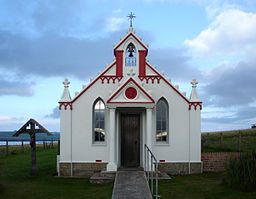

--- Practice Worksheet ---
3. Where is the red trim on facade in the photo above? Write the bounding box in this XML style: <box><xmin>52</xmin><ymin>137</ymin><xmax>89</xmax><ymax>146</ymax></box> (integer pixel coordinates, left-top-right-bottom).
<box><xmin>107</xmin><ymin>77</ymin><xmax>155</xmax><ymax>104</ymax></box>
<box><xmin>114</xmin><ymin>33</ymin><xmax>148</xmax><ymax>55</ymax></box>
<box><xmin>125</xmin><ymin>87</ymin><xmax>137</xmax><ymax>99</ymax></box>
<box><xmin>139</xmin><ymin>50</ymin><xmax>146</xmax><ymax>77</ymax></box>
<box><xmin>159</xmin><ymin>160</ymin><xmax>165</xmax><ymax>162</ymax></box>
<box><xmin>95</xmin><ymin>160</ymin><xmax>102</xmax><ymax>162</ymax></box>
<box><xmin>59</xmin><ymin>102</ymin><xmax>73</xmax><ymax>110</ymax></box>
<box><xmin>189</xmin><ymin>102</ymin><xmax>202</xmax><ymax>110</ymax></box>
<box><xmin>100</xmin><ymin>62</ymin><xmax>116</xmax><ymax>76</ymax></box>
<box><xmin>100</xmin><ymin>76</ymin><xmax>123</xmax><ymax>84</ymax></box>
<box><xmin>116</xmin><ymin>50</ymin><xmax>123</xmax><ymax>76</ymax></box>
<box><xmin>145</xmin><ymin>63</ymin><xmax>190</xmax><ymax>104</ymax></box>
<box><xmin>138</xmin><ymin>75</ymin><xmax>161</xmax><ymax>84</ymax></box>
<box><xmin>71</xmin><ymin>62</ymin><xmax>116</xmax><ymax>103</ymax></box>
<box><xmin>109</xmin><ymin>102</ymin><xmax>154</xmax><ymax>104</ymax></box>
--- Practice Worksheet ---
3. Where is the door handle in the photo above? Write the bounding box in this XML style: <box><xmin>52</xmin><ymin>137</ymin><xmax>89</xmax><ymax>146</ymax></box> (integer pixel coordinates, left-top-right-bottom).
<box><xmin>135</xmin><ymin>141</ymin><xmax>137</xmax><ymax>144</ymax></box>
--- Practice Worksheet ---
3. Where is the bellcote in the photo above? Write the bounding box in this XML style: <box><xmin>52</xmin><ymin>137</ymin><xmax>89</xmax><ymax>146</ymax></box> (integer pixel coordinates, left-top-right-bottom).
<box><xmin>113</xmin><ymin>27</ymin><xmax>148</xmax><ymax>77</ymax></box>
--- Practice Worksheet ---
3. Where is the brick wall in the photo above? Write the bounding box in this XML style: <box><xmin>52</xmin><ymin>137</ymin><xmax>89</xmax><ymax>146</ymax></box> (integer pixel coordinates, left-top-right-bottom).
<box><xmin>201</xmin><ymin>152</ymin><xmax>240</xmax><ymax>172</ymax></box>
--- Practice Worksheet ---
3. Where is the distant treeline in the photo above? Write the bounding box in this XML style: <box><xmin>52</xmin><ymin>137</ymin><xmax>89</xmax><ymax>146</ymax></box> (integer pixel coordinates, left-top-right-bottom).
<box><xmin>0</xmin><ymin>131</ymin><xmax>60</xmax><ymax>141</ymax></box>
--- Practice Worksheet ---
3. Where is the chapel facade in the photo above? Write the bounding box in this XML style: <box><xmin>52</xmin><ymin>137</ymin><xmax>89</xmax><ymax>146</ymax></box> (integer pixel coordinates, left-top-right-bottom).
<box><xmin>57</xmin><ymin>25</ymin><xmax>202</xmax><ymax>176</ymax></box>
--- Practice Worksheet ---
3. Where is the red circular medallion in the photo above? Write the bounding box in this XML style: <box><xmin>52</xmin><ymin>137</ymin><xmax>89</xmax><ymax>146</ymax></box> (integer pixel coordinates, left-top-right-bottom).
<box><xmin>125</xmin><ymin>87</ymin><xmax>137</xmax><ymax>99</ymax></box>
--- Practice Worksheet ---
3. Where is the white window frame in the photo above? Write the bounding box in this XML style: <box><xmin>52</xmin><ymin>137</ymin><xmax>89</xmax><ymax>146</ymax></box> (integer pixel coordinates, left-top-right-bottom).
<box><xmin>155</xmin><ymin>98</ymin><xmax>169</xmax><ymax>143</ymax></box>
<box><xmin>92</xmin><ymin>98</ymin><xmax>106</xmax><ymax>144</ymax></box>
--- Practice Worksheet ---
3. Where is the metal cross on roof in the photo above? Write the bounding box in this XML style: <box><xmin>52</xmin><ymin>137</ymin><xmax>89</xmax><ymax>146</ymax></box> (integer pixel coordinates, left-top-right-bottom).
<box><xmin>127</xmin><ymin>12</ymin><xmax>136</xmax><ymax>27</ymax></box>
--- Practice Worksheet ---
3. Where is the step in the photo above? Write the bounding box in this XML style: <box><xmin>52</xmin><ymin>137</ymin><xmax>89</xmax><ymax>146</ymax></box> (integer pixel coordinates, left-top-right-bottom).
<box><xmin>100</xmin><ymin>171</ymin><xmax>116</xmax><ymax>178</ymax></box>
<box><xmin>145</xmin><ymin>171</ymin><xmax>171</xmax><ymax>180</ymax></box>
<box><xmin>90</xmin><ymin>171</ymin><xmax>116</xmax><ymax>184</ymax></box>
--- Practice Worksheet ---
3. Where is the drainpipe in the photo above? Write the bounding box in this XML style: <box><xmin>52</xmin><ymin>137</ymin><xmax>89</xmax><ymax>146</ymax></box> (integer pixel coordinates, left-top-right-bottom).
<box><xmin>70</xmin><ymin>110</ymin><xmax>73</xmax><ymax>177</ymax></box>
<box><xmin>188</xmin><ymin>110</ymin><xmax>191</xmax><ymax>175</ymax></box>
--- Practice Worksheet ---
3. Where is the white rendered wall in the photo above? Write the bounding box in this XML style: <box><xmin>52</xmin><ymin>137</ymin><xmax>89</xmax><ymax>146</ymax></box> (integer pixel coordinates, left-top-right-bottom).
<box><xmin>60</xmin><ymin>75</ymin><xmax>201</xmax><ymax>164</ymax></box>
<box><xmin>60</xmin><ymin>32</ymin><xmax>201</xmax><ymax>165</ymax></box>
<box><xmin>189</xmin><ymin>109</ymin><xmax>201</xmax><ymax>162</ymax></box>
<box><xmin>140</xmin><ymin>78</ymin><xmax>190</xmax><ymax>162</ymax></box>
<box><xmin>60</xmin><ymin>108</ymin><xmax>71</xmax><ymax>162</ymax></box>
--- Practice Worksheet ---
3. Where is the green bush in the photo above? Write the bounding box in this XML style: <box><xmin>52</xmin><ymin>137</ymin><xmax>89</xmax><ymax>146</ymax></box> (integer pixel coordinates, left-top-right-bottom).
<box><xmin>225</xmin><ymin>152</ymin><xmax>256</xmax><ymax>192</ymax></box>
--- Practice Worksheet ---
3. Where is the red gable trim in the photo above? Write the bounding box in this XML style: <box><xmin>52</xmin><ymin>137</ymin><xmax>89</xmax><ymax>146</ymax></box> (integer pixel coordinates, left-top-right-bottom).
<box><xmin>189</xmin><ymin>102</ymin><xmax>202</xmax><ymax>110</ymax></box>
<box><xmin>107</xmin><ymin>77</ymin><xmax>155</xmax><ymax>104</ymax></box>
<box><xmin>114</xmin><ymin>33</ymin><xmax>148</xmax><ymax>55</ymax></box>
<box><xmin>71</xmin><ymin>61</ymin><xmax>116</xmax><ymax>103</ymax></box>
<box><xmin>59</xmin><ymin>102</ymin><xmax>72</xmax><ymax>110</ymax></box>
<box><xmin>146</xmin><ymin>63</ymin><xmax>190</xmax><ymax>104</ymax></box>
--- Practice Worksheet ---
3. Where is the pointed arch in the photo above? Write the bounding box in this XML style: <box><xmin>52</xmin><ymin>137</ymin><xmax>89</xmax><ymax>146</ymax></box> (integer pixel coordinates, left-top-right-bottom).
<box><xmin>92</xmin><ymin>97</ymin><xmax>105</xmax><ymax>143</ymax></box>
<box><xmin>156</xmin><ymin>97</ymin><xmax>169</xmax><ymax>143</ymax></box>
<box><xmin>125</xmin><ymin>42</ymin><xmax>136</xmax><ymax>66</ymax></box>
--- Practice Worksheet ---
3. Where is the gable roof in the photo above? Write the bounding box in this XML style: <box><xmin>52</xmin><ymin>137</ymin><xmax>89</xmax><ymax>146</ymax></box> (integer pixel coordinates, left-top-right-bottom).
<box><xmin>71</xmin><ymin>61</ymin><xmax>116</xmax><ymax>103</ymax></box>
<box><xmin>145</xmin><ymin>62</ymin><xmax>190</xmax><ymax>104</ymax></box>
<box><xmin>107</xmin><ymin>77</ymin><xmax>155</xmax><ymax>104</ymax></box>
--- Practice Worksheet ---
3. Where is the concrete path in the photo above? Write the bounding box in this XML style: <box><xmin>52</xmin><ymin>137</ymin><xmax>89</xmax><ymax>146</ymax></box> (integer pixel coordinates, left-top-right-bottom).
<box><xmin>112</xmin><ymin>171</ymin><xmax>152</xmax><ymax>199</ymax></box>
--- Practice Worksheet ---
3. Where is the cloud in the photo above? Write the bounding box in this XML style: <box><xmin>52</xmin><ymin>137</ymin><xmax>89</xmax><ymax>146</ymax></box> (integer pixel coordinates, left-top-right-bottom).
<box><xmin>185</xmin><ymin>9</ymin><xmax>256</xmax><ymax>58</ymax></box>
<box><xmin>0</xmin><ymin>116</ymin><xmax>27</xmax><ymax>131</ymax></box>
<box><xmin>45</xmin><ymin>106</ymin><xmax>60</xmax><ymax>119</ymax></box>
<box><xmin>0</xmin><ymin>75</ymin><xmax>34</xmax><ymax>96</ymax></box>
<box><xmin>0</xmin><ymin>25</ymin><xmax>199</xmax><ymax>84</ymax></box>
<box><xmin>113</xmin><ymin>9</ymin><xmax>122</xmax><ymax>13</ymax></box>
<box><xmin>0</xmin><ymin>29</ymin><xmax>120</xmax><ymax>80</ymax></box>
<box><xmin>0</xmin><ymin>1</ymin><xmax>200</xmax><ymax>84</ymax></box>
<box><xmin>201</xmin><ymin>60</ymin><xmax>256</xmax><ymax>107</ymax></box>
<box><xmin>202</xmin><ymin>106</ymin><xmax>256</xmax><ymax>130</ymax></box>
<box><xmin>149</xmin><ymin>47</ymin><xmax>202</xmax><ymax>82</ymax></box>
<box><xmin>104</xmin><ymin>17</ymin><xmax>126</xmax><ymax>32</ymax></box>
<box><xmin>0</xmin><ymin>0</ymin><xmax>91</xmax><ymax>38</ymax></box>
<box><xmin>184</xmin><ymin>7</ymin><xmax>256</xmax><ymax>130</ymax></box>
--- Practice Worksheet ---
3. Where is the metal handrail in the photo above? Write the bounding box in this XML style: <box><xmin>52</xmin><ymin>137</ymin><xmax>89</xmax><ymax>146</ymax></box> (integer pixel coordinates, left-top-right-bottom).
<box><xmin>144</xmin><ymin>144</ymin><xmax>160</xmax><ymax>199</ymax></box>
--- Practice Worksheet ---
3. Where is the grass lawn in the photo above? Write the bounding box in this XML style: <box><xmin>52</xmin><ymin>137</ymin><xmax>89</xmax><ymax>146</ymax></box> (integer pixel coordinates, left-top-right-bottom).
<box><xmin>202</xmin><ymin>128</ymin><xmax>256</xmax><ymax>152</ymax></box>
<box><xmin>159</xmin><ymin>173</ymin><xmax>256</xmax><ymax>199</ymax></box>
<box><xmin>0</xmin><ymin>146</ymin><xmax>113</xmax><ymax>199</ymax></box>
<box><xmin>1</xmin><ymin>146</ymin><xmax>256</xmax><ymax>199</ymax></box>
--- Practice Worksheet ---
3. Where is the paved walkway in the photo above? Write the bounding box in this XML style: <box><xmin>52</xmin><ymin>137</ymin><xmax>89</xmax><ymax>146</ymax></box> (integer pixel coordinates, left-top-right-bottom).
<box><xmin>112</xmin><ymin>171</ymin><xmax>152</xmax><ymax>199</ymax></box>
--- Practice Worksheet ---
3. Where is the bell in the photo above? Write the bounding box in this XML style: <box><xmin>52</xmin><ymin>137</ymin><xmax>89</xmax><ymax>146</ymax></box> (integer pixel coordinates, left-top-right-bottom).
<box><xmin>128</xmin><ymin>45</ymin><xmax>134</xmax><ymax>57</ymax></box>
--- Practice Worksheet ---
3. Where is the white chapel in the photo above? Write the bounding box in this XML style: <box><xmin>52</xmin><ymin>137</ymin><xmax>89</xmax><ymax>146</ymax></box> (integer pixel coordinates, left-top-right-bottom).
<box><xmin>57</xmin><ymin>22</ymin><xmax>202</xmax><ymax>176</ymax></box>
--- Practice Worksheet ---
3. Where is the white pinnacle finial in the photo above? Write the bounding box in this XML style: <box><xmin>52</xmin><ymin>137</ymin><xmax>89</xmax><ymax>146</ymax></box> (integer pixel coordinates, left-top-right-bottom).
<box><xmin>189</xmin><ymin>78</ymin><xmax>201</xmax><ymax>102</ymax></box>
<box><xmin>59</xmin><ymin>78</ymin><xmax>72</xmax><ymax>102</ymax></box>
<box><xmin>191</xmin><ymin>78</ymin><xmax>198</xmax><ymax>88</ymax></box>
<box><xmin>63</xmin><ymin>78</ymin><xmax>70</xmax><ymax>88</ymax></box>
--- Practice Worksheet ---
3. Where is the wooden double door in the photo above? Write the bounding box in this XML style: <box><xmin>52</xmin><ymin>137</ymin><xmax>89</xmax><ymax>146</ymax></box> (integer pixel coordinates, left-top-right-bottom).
<box><xmin>121</xmin><ymin>114</ymin><xmax>140</xmax><ymax>167</ymax></box>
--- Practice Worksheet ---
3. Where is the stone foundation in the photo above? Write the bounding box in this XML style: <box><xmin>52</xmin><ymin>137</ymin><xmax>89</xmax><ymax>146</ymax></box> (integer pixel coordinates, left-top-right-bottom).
<box><xmin>59</xmin><ymin>162</ymin><xmax>107</xmax><ymax>177</ymax></box>
<box><xmin>158</xmin><ymin>162</ymin><xmax>202</xmax><ymax>175</ymax></box>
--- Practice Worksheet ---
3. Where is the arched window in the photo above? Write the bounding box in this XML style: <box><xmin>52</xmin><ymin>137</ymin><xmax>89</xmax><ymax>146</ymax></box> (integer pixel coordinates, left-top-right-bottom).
<box><xmin>93</xmin><ymin>99</ymin><xmax>105</xmax><ymax>142</ymax></box>
<box><xmin>125</xmin><ymin>43</ymin><xmax>136</xmax><ymax>66</ymax></box>
<box><xmin>156</xmin><ymin>98</ymin><xmax>168</xmax><ymax>142</ymax></box>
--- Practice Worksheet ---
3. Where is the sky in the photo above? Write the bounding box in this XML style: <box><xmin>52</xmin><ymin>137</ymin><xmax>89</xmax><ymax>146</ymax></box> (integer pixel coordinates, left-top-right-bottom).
<box><xmin>0</xmin><ymin>0</ymin><xmax>256</xmax><ymax>132</ymax></box>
